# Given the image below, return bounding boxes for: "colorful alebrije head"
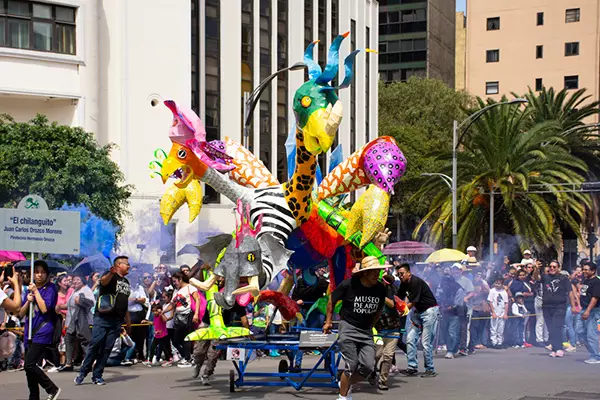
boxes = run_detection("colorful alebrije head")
[363,137,406,195]
[164,100,234,172]
[235,200,262,249]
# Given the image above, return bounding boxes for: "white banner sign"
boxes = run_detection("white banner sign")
[0,208,81,255]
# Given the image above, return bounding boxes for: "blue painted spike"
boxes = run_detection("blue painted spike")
[304,41,322,80]
[320,49,361,91]
[315,32,349,85]
[328,144,343,173]
[285,121,297,181]
[315,157,323,186]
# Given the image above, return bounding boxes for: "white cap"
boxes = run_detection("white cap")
[523,250,532,255]
[467,246,477,252]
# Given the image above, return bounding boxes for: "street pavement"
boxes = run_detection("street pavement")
[1,346,599,400]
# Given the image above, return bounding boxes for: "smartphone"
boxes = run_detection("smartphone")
[3,265,13,279]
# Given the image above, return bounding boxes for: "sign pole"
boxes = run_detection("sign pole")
[28,252,34,340]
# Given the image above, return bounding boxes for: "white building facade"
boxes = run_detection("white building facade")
[0,0,379,265]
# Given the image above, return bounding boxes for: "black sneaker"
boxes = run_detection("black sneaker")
[368,373,377,386]
[457,350,468,356]
[399,368,419,376]
[47,387,61,400]
[57,365,73,372]
[420,370,438,378]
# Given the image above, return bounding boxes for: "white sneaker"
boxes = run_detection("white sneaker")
[445,352,454,359]
[177,360,193,368]
[201,375,210,386]
[565,346,576,353]
[47,366,60,373]
[584,358,600,364]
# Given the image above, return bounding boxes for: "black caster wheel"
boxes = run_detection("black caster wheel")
[229,369,235,393]
[278,359,289,380]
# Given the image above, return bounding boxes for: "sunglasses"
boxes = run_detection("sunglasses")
[143,276,152,279]
[549,265,559,269]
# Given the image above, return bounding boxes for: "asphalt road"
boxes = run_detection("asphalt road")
[1,346,599,400]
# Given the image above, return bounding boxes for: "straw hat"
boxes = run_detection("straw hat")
[353,256,390,275]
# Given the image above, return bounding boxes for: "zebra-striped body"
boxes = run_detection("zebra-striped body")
[249,185,298,282]
[202,168,296,285]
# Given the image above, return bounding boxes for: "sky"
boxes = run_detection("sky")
[457,0,466,13]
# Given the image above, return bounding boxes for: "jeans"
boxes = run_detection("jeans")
[458,306,471,352]
[543,305,566,352]
[563,306,576,347]
[469,310,488,349]
[106,343,136,366]
[24,343,59,400]
[79,315,122,380]
[575,308,600,360]
[149,336,172,362]
[513,318,525,346]
[441,311,460,354]
[406,306,439,372]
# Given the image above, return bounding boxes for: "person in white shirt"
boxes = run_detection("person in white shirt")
[0,270,21,314]
[520,250,534,267]
[487,278,509,348]
[511,293,528,348]
[127,276,148,361]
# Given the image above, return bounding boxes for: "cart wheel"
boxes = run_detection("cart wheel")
[229,369,235,393]
[278,359,289,373]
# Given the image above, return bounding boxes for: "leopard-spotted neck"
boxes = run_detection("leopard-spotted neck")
[283,128,317,225]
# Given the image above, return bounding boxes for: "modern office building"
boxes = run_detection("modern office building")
[0,0,379,265]
[466,0,600,112]
[378,0,455,87]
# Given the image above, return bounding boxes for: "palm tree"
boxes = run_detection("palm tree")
[412,96,591,253]
[524,87,600,179]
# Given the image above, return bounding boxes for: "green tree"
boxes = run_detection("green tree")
[412,97,591,252]
[378,77,473,220]
[0,114,133,230]
[524,87,600,179]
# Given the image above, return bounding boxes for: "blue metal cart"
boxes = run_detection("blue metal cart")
[215,332,342,392]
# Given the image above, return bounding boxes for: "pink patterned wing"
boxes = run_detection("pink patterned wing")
[225,137,279,188]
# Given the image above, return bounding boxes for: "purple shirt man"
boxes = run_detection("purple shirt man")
[23,282,58,346]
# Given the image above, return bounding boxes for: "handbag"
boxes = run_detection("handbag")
[96,294,116,314]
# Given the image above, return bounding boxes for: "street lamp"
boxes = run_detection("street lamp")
[243,62,306,149]
[451,98,528,254]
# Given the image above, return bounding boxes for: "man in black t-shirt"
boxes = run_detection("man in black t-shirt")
[323,256,387,400]
[76,256,131,386]
[396,264,439,377]
[532,260,577,358]
[577,261,600,364]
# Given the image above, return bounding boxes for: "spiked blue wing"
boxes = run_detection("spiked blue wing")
[320,50,361,91]
[304,41,322,80]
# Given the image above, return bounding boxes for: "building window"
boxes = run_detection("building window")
[304,0,312,82]
[191,0,200,115]
[536,12,544,26]
[365,26,370,145]
[241,0,253,151]
[0,0,76,54]
[486,81,499,95]
[564,75,579,89]
[259,0,271,171]
[565,8,580,23]
[536,45,543,59]
[535,78,543,91]
[276,0,288,184]
[487,17,500,31]
[204,0,221,203]
[317,0,327,174]
[350,19,356,203]
[565,42,579,56]
[486,49,499,63]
